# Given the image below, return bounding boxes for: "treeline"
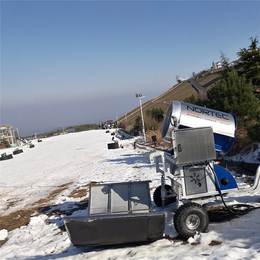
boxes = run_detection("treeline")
[134,107,164,131]
[185,37,260,141]
[35,124,99,139]
[67,124,99,132]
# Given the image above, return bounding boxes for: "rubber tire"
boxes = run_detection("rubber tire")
[174,202,209,239]
[153,185,176,207]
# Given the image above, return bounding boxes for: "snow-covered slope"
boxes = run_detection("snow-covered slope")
[227,143,260,164]
[0,130,260,259]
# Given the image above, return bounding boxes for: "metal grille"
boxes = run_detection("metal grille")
[174,127,216,164]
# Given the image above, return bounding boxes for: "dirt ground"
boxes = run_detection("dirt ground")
[0,182,100,247]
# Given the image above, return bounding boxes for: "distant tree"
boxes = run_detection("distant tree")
[192,72,196,79]
[184,95,206,106]
[134,115,142,130]
[2,139,10,148]
[175,75,180,83]
[150,107,164,121]
[219,51,231,78]
[146,108,164,121]
[207,67,259,121]
[220,51,230,68]
[146,109,151,117]
[247,123,260,142]
[119,122,125,129]
[184,94,197,105]
[237,37,260,87]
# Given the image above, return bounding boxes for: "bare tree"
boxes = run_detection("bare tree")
[175,75,180,83]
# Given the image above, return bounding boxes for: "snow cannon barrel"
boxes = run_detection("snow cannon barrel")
[162,101,237,155]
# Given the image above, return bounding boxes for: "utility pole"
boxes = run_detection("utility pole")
[135,93,146,141]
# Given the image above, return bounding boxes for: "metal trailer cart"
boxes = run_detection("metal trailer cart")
[144,101,260,238]
[64,181,165,247]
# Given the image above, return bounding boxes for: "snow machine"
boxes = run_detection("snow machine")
[64,181,165,247]
[107,141,119,149]
[13,148,23,155]
[0,152,13,161]
[144,101,260,238]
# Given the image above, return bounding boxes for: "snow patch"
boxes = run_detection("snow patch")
[0,229,8,240]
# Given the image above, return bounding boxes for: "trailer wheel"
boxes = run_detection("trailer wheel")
[153,185,176,207]
[174,202,209,239]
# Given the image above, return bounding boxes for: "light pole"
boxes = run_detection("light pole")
[16,128,20,139]
[135,93,146,141]
[16,128,20,146]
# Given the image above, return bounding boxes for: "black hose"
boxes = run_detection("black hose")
[208,163,260,219]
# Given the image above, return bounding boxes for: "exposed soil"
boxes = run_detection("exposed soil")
[164,234,222,246]
[208,240,222,246]
[227,127,257,157]
[67,181,99,200]
[0,182,97,247]
[0,208,35,246]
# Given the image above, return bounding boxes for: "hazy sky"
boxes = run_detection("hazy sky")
[1,0,260,136]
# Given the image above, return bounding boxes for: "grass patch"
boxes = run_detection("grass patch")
[0,209,35,232]
[68,181,99,199]
[209,240,222,246]
[194,75,209,83]
[32,182,73,207]
[7,199,22,208]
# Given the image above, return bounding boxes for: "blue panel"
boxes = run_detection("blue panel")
[213,165,238,191]
[214,133,236,155]
[214,113,237,155]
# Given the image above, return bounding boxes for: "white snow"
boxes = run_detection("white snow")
[227,143,260,163]
[0,229,8,241]
[0,130,259,259]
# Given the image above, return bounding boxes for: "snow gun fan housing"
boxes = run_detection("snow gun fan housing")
[161,101,237,156]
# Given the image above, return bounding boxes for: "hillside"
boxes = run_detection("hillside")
[116,71,220,130]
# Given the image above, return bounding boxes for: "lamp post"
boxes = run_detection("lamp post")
[116,116,118,129]
[135,93,146,141]
[16,128,20,139]
[16,128,20,146]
